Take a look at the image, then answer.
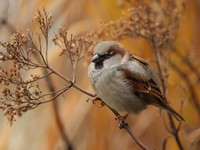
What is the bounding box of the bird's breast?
[92,68,147,113]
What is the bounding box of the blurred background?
[0,0,200,150]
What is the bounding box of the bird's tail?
[164,104,185,121]
[152,102,185,121]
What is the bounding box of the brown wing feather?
[121,52,165,105]
[119,64,184,121]
[128,77,165,106]
[129,53,149,68]
[119,65,164,105]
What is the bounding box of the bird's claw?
[90,96,105,108]
[91,96,101,103]
[97,101,105,108]
[115,114,128,129]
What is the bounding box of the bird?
[88,41,184,121]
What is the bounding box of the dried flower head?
[90,4,181,48]
[53,27,92,68]
[33,8,53,37]
[0,8,93,125]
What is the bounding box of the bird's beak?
[91,54,99,63]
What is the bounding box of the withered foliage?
[53,27,92,72]
[0,2,199,149]
[89,3,183,96]
[91,5,181,48]
[0,9,92,125]
[89,2,192,150]
[0,32,43,124]
[34,8,53,38]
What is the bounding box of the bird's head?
[91,41,127,70]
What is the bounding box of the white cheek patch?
[103,55,121,69]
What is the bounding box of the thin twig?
[151,39,184,150]
[162,136,170,150]
[33,51,74,150]
[173,49,200,82]
[152,40,167,97]
[108,107,149,150]
[167,114,184,150]
[37,85,72,104]
[47,66,95,97]
[52,100,74,150]
[122,123,149,150]
[169,61,200,116]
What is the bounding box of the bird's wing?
[129,53,150,68]
[117,56,185,121]
[117,63,165,106]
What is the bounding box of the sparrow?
[88,41,184,121]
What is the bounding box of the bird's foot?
[97,101,105,108]
[115,114,128,129]
[91,96,105,108]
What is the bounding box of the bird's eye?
[105,51,114,59]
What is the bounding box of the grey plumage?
[88,41,184,121]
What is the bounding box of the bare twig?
[104,106,149,150]
[44,74,74,150]
[152,40,167,97]
[173,48,200,82]
[32,28,74,149]
[162,136,170,150]
[46,66,95,97]
[151,39,184,149]
[167,114,183,150]
[122,122,149,150]
[169,61,200,116]
[52,101,73,150]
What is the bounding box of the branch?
[153,42,168,97]
[122,123,149,150]
[151,39,184,150]
[167,114,183,150]
[47,66,95,97]
[173,48,200,82]
[32,52,74,149]
[111,108,149,149]
[169,61,200,116]
[52,101,74,150]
